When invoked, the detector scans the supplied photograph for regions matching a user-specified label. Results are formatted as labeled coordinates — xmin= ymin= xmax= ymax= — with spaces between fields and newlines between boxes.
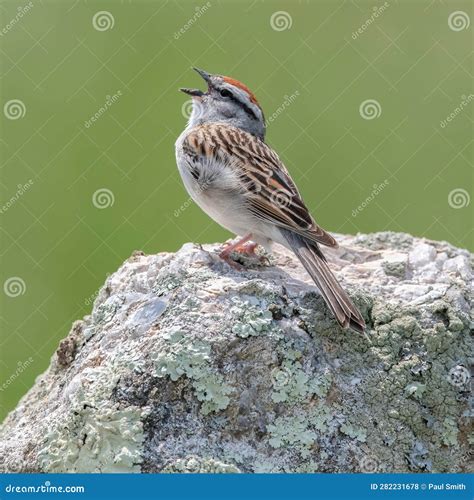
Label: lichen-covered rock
xmin=0 ymin=232 xmax=472 ymax=473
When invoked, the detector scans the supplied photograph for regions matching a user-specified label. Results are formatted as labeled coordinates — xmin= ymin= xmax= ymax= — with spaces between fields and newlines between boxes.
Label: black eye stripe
xmin=220 ymin=88 xmax=233 ymax=98
xmin=218 ymin=87 xmax=258 ymax=121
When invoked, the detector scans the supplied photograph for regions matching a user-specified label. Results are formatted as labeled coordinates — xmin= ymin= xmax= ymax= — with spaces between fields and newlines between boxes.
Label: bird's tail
xmin=282 ymin=230 xmax=365 ymax=333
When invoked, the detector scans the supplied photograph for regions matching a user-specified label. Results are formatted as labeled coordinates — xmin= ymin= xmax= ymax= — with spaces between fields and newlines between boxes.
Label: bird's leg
xmin=219 ymin=233 xmax=253 ymax=260
xmin=236 ymin=241 xmax=259 ymax=256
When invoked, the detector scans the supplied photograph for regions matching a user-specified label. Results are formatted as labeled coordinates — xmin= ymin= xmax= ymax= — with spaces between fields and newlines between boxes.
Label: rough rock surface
xmin=0 ymin=232 xmax=472 ymax=473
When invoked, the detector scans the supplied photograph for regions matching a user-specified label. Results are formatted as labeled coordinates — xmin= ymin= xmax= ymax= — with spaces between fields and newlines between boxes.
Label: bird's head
xmin=180 ymin=68 xmax=266 ymax=140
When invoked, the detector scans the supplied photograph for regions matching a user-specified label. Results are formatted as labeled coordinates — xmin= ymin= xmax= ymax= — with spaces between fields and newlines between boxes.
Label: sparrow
xmin=175 ymin=68 xmax=365 ymax=333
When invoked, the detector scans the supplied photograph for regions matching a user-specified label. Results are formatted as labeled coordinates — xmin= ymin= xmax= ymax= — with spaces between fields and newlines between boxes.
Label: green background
xmin=0 ymin=0 xmax=472 ymax=422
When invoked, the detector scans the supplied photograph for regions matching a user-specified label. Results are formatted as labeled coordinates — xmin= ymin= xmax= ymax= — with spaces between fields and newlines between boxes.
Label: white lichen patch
xmin=162 ymin=456 xmax=240 ymax=473
xmin=268 ymin=404 xmax=334 ymax=458
xmin=230 ymin=297 xmax=275 ymax=338
xmin=38 ymin=356 xmax=149 ymax=473
xmin=154 ymin=329 xmax=232 ymax=414
xmin=39 ymin=405 xmax=147 ymax=473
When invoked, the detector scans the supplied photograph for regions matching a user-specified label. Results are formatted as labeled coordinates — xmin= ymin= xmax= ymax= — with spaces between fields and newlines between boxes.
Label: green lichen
xmin=93 ymin=294 xmax=125 ymax=324
xmin=162 ymin=456 xmax=240 ymax=473
xmin=405 ymin=382 xmax=426 ymax=400
xmin=382 ymin=260 xmax=407 ymax=278
xmin=340 ymin=423 xmax=367 ymax=442
xmin=38 ymin=356 xmax=148 ymax=473
xmin=154 ymin=330 xmax=232 ymax=414
xmin=352 ymin=295 xmax=471 ymax=470
xmin=153 ymin=269 xmax=188 ymax=296
xmin=354 ymin=231 xmax=414 ymax=250
xmin=268 ymin=405 xmax=334 ymax=457
xmin=441 ymin=418 xmax=459 ymax=447
xmin=230 ymin=298 xmax=275 ymax=338
xmin=271 ymin=359 xmax=331 ymax=403
xmin=268 ymin=415 xmax=317 ymax=457
xmin=39 ymin=405 xmax=147 ymax=473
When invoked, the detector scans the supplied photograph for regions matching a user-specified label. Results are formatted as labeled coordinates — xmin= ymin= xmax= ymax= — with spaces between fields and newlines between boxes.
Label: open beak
xmin=179 ymin=67 xmax=212 ymax=97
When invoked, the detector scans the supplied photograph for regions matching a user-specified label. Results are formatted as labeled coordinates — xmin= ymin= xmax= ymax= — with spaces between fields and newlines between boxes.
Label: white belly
xmin=175 ymin=131 xmax=282 ymax=250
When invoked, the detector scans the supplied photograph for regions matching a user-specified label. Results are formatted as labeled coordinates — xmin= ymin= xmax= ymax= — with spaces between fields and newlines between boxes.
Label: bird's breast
xmin=175 ymin=134 xmax=253 ymax=235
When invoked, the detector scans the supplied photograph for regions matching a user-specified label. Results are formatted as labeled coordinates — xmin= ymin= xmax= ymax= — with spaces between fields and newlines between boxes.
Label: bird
xmin=175 ymin=68 xmax=365 ymax=333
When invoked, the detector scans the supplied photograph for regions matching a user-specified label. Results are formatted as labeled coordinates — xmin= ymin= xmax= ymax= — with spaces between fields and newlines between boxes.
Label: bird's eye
xmin=219 ymin=89 xmax=233 ymax=98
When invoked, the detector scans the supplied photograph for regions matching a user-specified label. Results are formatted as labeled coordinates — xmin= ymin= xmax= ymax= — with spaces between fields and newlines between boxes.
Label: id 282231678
xmin=370 ymin=482 xmax=467 ymax=491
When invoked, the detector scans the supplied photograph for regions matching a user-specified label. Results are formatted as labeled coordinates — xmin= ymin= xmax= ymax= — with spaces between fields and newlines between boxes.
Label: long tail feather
xmin=282 ymin=230 xmax=365 ymax=333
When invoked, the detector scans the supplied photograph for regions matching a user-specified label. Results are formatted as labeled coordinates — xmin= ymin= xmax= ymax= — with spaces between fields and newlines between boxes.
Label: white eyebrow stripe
xmin=221 ymin=83 xmax=264 ymax=122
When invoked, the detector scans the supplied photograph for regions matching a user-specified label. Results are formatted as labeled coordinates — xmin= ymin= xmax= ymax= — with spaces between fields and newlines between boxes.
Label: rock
xmin=0 ymin=232 xmax=472 ymax=473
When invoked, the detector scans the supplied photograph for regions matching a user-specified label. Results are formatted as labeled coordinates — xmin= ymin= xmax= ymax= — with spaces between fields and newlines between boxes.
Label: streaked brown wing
xmin=185 ymin=124 xmax=338 ymax=248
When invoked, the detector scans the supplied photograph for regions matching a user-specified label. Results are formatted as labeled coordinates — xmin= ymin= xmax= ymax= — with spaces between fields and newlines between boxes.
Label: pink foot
xmin=219 ymin=233 xmax=256 ymax=269
xmin=219 ymin=234 xmax=253 ymax=259
xmin=235 ymin=241 xmax=258 ymax=256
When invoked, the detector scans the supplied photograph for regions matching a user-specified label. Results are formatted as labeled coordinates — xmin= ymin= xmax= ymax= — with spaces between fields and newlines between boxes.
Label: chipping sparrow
xmin=175 ymin=68 xmax=365 ymax=333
